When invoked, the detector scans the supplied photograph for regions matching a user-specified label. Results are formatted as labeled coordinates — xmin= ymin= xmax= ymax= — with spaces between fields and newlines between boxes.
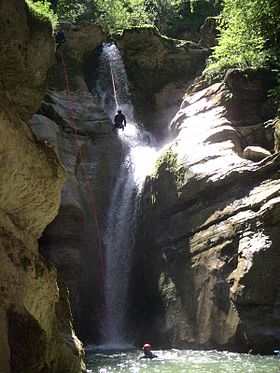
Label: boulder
xmin=243 ymin=146 xmax=272 ymax=161
xmin=224 ymin=68 xmax=277 ymax=126
xmin=236 ymin=121 xmax=275 ymax=152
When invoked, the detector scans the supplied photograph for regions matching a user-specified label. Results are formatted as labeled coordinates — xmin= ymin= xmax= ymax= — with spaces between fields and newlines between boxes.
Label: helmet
xmin=143 ymin=343 xmax=151 ymax=351
xmin=117 ymin=109 xmax=122 ymax=113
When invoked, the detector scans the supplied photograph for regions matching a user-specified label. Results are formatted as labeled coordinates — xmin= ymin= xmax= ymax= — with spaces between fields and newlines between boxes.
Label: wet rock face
xmin=0 ymin=0 xmax=55 ymax=120
xmin=26 ymin=17 xmax=120 ymax=343
xmin=117 ymin=26 xmax=209 ymax=138
xmin=0 ymin=1 xmax=85 ymax=371
xmin=30 ymin=87 xmax=123 ymax=341
xmin=135 ymin=76 xmax=280 ymax=353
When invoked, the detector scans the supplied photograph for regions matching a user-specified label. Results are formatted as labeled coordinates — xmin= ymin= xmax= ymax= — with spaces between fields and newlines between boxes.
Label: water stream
xmin=92 ymin=43 xmax=158 ymax=347
xmin=85 ymin=349 xmax=279 ymax=372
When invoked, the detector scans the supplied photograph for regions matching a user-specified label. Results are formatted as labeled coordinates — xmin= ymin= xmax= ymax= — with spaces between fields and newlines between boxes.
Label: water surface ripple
xmin=86 ymin=349 xmax=278 ymax=373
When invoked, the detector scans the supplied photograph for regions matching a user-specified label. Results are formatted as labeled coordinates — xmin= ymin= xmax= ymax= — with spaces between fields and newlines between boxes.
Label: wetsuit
xmin=140 ymin=351 xmax=158 ymax=359
xmin=114 ymin=113 xmax=126 ymax=130
xmin=55 ymin=29 xmax=66 ymax=47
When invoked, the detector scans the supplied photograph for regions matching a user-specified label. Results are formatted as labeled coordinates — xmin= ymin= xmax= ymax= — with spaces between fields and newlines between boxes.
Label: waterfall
xmin=93 ymin=43 xmax=158 ymax=347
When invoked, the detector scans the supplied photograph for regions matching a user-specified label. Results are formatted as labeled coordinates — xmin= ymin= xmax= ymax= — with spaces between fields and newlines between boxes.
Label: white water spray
xmin=93 ymin=43 xmax=158 ymax=346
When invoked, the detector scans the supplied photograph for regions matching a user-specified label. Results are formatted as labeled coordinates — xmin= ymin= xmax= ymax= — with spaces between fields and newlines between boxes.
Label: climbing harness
xmin=60 ymin=49 xmax=106 ymax=313
xmin=109 ymin=59 xmax=119 ymax=109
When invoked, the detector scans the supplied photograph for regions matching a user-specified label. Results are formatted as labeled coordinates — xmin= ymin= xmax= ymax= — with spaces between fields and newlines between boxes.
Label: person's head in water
xmin=140 ymin=343 xmax=157 ymax=359
xmin=143 ymin=343 xmax=151 ymax=354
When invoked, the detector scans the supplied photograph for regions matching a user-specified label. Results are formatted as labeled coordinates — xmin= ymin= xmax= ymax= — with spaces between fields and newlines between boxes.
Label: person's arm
xmin=123 ymin=116 xmax=127 ymax=126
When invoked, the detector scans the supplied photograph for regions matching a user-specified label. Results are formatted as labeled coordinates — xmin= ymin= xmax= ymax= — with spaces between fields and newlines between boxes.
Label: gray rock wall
xmin=0 ymin=1 xmax=85 ymax=371
xmin=117 ymin=26 xmax=209 ymax=138
xmin=30 ymin=75 xmax=123 ymax=341
xmin=135 ymin=76 xmax=280 ymax=353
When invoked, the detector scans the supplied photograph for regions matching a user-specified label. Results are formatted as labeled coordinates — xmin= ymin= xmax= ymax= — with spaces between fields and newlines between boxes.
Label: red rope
xmin=60 ymin=49 xmax=106 ymax=312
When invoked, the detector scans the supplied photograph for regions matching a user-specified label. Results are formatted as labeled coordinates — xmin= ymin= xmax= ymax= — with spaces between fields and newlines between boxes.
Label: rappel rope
xmin=60 ymin=49 xmax=106 ymax=313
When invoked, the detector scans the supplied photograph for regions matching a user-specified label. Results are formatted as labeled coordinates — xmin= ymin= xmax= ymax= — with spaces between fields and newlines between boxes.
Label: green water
xmin=86 ymin=349 xmax=279 ymax=373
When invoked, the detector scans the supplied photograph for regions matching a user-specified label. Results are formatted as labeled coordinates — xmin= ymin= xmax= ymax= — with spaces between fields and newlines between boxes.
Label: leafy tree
xmin=204 ymin=0 xmax=280 ymax=82
xmin=94 ymin=0 xmax=150 ymax=34
xmin=57 ymin=0 xmax=95 ymax=22
xmin=144 ymin=0 xmax=182 ymax=34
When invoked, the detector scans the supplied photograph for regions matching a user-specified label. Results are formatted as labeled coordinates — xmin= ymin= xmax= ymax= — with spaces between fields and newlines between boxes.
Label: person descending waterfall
xmin=140 ymin=343 xmax=158 ymax=359
xmin=114 ymin=109 xmax=126 ymax=131
xmin=54 ymin=29 xmax=66 ymax=50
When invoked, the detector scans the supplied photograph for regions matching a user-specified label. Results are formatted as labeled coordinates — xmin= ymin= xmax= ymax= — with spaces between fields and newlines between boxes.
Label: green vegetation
xmin=58 ymin=0 xmax=95 ymax=22
xmin=154 ymin=149 xmax=185 ymax=189
xmin=204 ymin=0 xmax=280 ymax=88
xmin=27 ymin=1 xmax=280 ymax=102
xmin=93 ymin=0 xmax=220 ymax=37
xmin=25 ymin=0 xmax=58 ymax=28
xmin=50 ymin=0 xmax=220 ymax=39
xmin=148 ymin=0 xmax=221 ymax=39
xmin=94 ymin=0 xmax=150 ymax=35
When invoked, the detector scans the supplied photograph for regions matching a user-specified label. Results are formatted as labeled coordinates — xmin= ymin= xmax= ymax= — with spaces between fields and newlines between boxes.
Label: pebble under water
xmin=85 ymin=349 xmax=279 ymax=372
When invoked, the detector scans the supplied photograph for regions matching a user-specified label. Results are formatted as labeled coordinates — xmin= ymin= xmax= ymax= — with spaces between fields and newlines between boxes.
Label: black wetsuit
xmin=114 ymin=113 xmax=126 ymax=129
xmin=55 ymin=29 xmax=66 ymax=47
xmin=140 ymin=351 xmax=158 ymax=359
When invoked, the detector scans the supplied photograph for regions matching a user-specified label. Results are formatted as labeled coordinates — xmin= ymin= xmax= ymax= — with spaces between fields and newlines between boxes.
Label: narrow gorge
xmin=1 ymin=0 xmax=280 ymax=372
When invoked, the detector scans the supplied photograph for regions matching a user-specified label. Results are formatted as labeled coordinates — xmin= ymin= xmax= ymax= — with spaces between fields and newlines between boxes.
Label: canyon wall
xmin=117 ymin=26 xmax=209 ymax=138
xmin=133 ymin=69 xmax=280 ymax=354
xmin=0 ymin=1 xmax=85 ymax=371
xmin=30 ymin=23 xmax=124 ymax=342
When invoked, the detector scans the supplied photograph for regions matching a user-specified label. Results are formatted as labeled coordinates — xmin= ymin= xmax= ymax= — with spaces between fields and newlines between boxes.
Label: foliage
xmin=154 ymin=148 xmax=185 ymax=190
xmin=144 ymin=0 xmax=182 ymax=34
xmin=25 ymin=0 xmax=58 ymax=28
xmin=94 ymin=0 xmax=151 ymax=35
xmin=51 ymin=0 xmax=221 ymax=38
xmin=57 ymin=0 xmax=95 ymax=22
xmin=204 ymin=0 xmax=280 ymax=84
xmin=146 ymin=0 xmax=221 ymax=37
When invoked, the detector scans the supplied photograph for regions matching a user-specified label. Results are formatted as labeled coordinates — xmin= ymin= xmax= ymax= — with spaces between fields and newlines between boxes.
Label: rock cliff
xmin=0 ymin=1 xmax=85 ymax=371
xmin=133 ymin=70 xmax=280 ymax=353
xmin=31 ymin=24 xmax=212 ymax=344
xmin=117 ymin=26 xmax=209 ymax=138
xmin=29 ymin=24 xmax=124 ymax=342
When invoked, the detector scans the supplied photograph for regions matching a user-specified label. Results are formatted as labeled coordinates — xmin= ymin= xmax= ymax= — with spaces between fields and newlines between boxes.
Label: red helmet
xmin=143 ymin=343 xmax=151 ymax=351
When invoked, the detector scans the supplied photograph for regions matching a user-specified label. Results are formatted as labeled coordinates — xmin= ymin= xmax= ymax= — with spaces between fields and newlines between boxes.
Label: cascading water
xmin=93 ymin=43 xmax=158 ymax=347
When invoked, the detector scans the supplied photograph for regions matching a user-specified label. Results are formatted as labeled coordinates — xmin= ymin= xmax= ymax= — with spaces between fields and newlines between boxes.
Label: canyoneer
xmin=54 ymin=28 xmax=66 ymax=50
xmin=113 ymin=109 xmax=126 ymax=131
xmin=140 ymin=343 xmax=158 ymax=359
